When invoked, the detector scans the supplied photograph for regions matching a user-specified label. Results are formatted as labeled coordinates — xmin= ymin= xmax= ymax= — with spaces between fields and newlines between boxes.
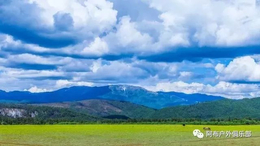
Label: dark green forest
xmin=0 ymin=97 xmax=260 ymax=125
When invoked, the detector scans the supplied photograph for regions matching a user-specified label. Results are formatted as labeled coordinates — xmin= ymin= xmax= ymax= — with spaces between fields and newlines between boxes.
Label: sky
xmin=0 ymin=0 xmax=260 ymax=99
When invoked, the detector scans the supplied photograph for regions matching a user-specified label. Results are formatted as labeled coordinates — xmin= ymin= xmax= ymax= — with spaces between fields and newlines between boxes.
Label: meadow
xmin=0 ymin=125 xmax=259 ymax=146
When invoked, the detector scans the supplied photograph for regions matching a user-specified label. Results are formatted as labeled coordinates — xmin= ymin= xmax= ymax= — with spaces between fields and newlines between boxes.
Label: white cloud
xmin=146 ymin=81 xmax=260 ymax=99
xmin=84 ymin=60 xmax=148 ymax=82
xmin=143 ymin=0 xmax=260 ymax=47
xmin=25 ymin=86 xmax=50 ymax=93
xmin=90 ymin=59 xmax=102 ymax=73
xmin=216 ymin=56 xmax=260 ymax=82
xmin=28 ymin=0 xmax=117 ymax=35
xmin=7 ymin=54 xmax=67 ymax=66
xmin=82 ymin=37 xmax=109 ymax=56
xmin=0 ymin=34 xmax=21 ymax=48
xmin=0 ymin=33 xmax=56 ymax=54
xmin=3 ymin=0 xmax=260 ymax=57
xmin=0 ymin=67 xmax=64 ymax=79
xmin=55 ymin=80 xmax=93 ymax=88
xmin=179 ymin=71 xmax=193 ymax=79
xmin=2 ymin=0 xmax=260 ymax=97
xmin=147 ymin=81 xmax=205 ymax=94
xmin=104 ymin=16 xmax=153 ymax=53
xmin=70 ymin=0 xmax=260 ymax=56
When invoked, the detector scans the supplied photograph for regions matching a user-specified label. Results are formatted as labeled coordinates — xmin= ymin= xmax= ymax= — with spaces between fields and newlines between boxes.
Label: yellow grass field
xmin=0 ymin=125 xmax=259 ymax=146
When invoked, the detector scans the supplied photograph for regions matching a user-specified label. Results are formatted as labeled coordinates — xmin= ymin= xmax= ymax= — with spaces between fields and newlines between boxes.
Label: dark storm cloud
xmin=6 ymin=63 xmax=58 ymax=70
xmin=0 ymin=23 xmax=77 ymax=48
xmin=0 ymin=0 xmax=77 ymax=48
xmin=139 ymin=46 xmax=260 ymax=62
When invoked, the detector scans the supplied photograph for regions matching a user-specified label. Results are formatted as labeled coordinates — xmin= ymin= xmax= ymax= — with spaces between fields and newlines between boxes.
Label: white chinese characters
xmin=205 ymin=130 xmax=252 ymax=138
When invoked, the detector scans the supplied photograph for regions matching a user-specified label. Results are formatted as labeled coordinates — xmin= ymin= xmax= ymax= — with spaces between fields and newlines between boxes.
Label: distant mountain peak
xmin=109 ymin=85 xmax=151 ymax=92
xmin=0 ymin=90 xmax=6 ymax=93
xmin=0 ymin=85 xmax=225 ymax=109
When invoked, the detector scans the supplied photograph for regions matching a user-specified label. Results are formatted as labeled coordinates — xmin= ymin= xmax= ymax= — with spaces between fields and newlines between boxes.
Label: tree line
xmin=0 ymin=117 xmax=260 ymax=125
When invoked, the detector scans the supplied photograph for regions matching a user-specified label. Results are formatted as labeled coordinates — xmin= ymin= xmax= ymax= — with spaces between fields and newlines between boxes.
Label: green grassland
xmin=0 ymin=125 xmax=259 ymax=146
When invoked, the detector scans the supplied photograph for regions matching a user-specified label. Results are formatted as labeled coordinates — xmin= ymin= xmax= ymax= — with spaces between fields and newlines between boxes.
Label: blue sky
xmin=0 ymin=0 xmax=260 ymax=99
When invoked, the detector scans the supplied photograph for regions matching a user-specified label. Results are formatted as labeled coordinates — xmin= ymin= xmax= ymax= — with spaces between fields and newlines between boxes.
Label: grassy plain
xmin=0 ymin=125 xmax=259 ymax=146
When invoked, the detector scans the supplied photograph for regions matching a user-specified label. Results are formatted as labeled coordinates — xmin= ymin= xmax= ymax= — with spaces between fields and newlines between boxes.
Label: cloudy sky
xmin=1 ymin=0 xmax=260 ymax=99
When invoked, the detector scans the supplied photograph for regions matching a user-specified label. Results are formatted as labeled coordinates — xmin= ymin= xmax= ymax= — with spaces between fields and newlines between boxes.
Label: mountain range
xmin=0 ymin=85 xmax=259 ymax=120
xmin=36 ymin=99 xmax=156 ymax=119
xmin=0 ymin=85 xmax=224 ymax=109
xmin=35 ymin=97 xmax=260 ymax=120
